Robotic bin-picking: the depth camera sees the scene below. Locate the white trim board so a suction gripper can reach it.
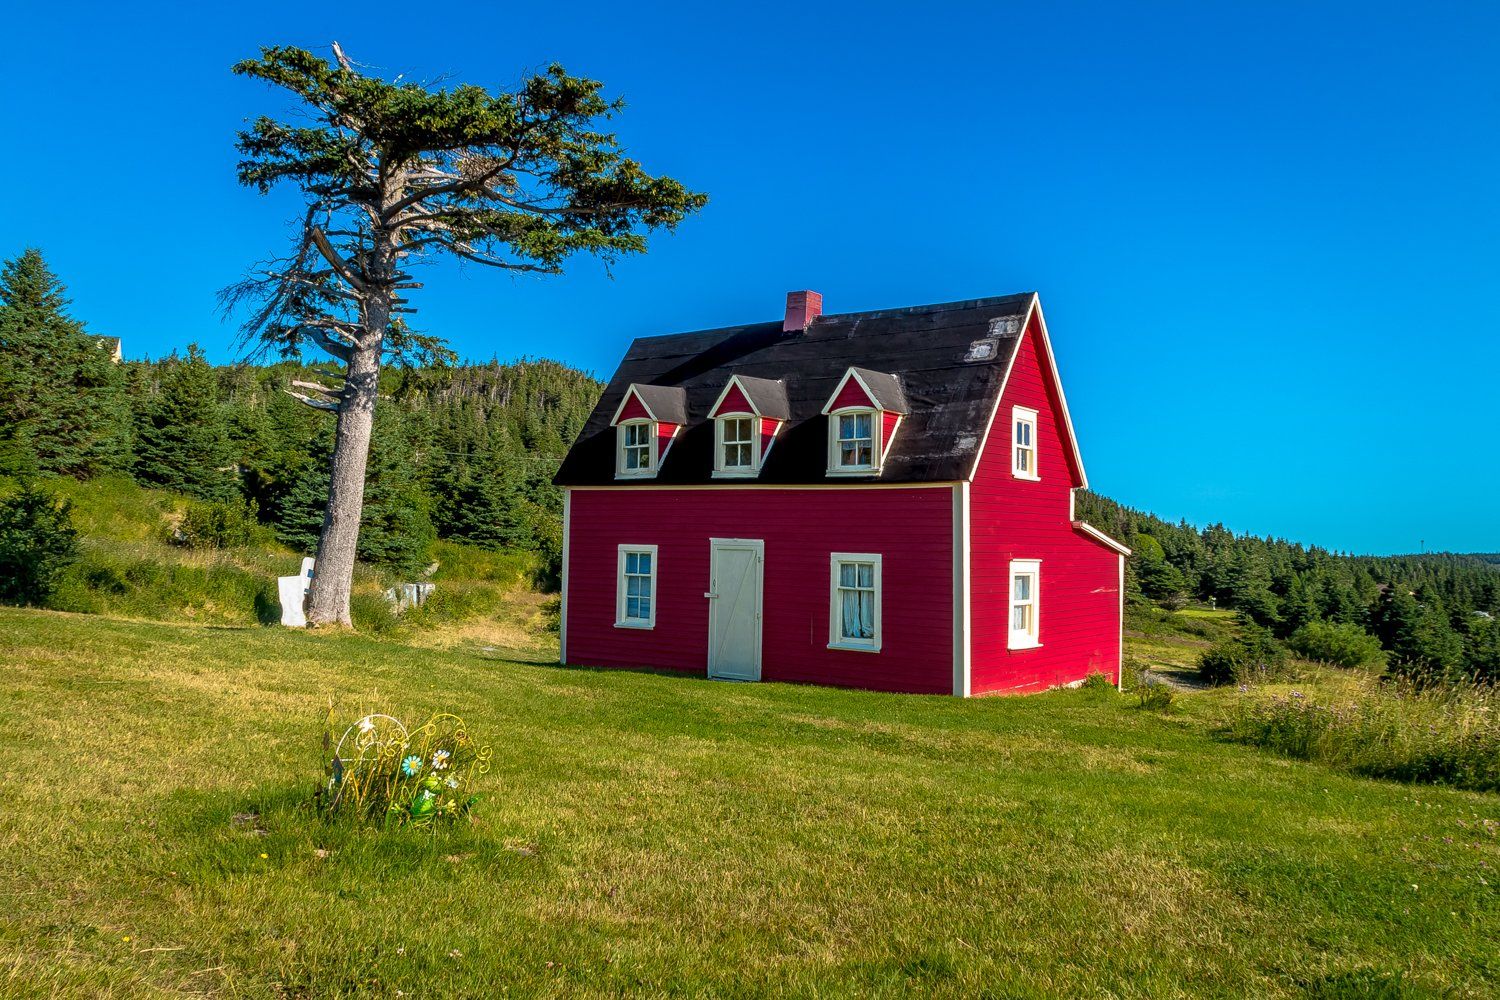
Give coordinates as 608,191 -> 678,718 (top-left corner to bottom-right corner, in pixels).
559,488 -> 571,664
952,482 -> 971,697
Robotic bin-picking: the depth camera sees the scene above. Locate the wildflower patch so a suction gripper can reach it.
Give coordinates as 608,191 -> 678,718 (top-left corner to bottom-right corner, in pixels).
317,709 -> 492,827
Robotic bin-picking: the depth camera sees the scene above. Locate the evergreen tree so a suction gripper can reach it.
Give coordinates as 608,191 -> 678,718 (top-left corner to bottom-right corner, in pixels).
0,249 -> 131,477
0,481 -> 79,606
132,345 -> 238,502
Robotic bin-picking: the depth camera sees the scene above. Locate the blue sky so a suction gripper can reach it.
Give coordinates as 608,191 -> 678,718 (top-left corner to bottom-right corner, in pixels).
3,2 -> 1497,555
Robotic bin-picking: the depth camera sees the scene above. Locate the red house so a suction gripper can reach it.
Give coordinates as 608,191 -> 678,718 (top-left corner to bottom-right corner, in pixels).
553,291 -> 1129,696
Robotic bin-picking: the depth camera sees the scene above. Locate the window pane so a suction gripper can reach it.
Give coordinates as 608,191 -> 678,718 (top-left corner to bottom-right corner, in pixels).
838,415 -> 857,441
627,596 -> 642,619
857,563 -> 874,588
638,597 -> 651,619
857,443 -> 873,465
839,563 -> 856,588
1012,605 -> 1026,630
625,553 -> 638,574
840,442 -> 858,465
1014,575 -> 1030,600
854,413 -> 871,438
840,589 -> 860,639
1016,422 -> 1024,444
638,553 -> 651,574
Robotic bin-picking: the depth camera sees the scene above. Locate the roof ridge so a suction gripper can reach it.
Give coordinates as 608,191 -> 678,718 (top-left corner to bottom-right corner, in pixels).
625,291 -> 1035,350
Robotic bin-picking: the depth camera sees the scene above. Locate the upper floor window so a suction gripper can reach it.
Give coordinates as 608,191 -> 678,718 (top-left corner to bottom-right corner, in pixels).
1012,406 -> 1038,480
830,409 -> 877,472
828,553 -> 882,652
617,420 -> 657,477
616,544 -> 658,628
1008,559 -> 1040,649
715,414 -> 758,475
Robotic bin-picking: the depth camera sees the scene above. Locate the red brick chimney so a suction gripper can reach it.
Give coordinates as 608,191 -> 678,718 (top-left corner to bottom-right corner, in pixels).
783,290 -> 823,333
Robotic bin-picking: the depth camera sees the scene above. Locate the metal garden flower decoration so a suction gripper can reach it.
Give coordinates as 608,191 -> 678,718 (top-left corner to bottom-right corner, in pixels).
318,707 -> 492,827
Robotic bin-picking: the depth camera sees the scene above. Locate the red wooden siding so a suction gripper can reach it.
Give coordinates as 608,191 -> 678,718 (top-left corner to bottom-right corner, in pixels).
616,393 -> 651,422
968,314 -> 1121,693
565,487 -> 955,694
760,417 -> 780,456
657,422 -> 678,456
712,384 -> 754,417
829,376 -> 875,411
882,411 -> 900,451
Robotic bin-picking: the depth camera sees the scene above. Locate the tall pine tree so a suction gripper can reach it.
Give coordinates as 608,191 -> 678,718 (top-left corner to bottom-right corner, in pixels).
0,249 -> 131,477
132,345 -> 238,502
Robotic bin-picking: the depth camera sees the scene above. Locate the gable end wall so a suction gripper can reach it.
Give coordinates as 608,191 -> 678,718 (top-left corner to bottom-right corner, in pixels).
967,314 -> 1122,694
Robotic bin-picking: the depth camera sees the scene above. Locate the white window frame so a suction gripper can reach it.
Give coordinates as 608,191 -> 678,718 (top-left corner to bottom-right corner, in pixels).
1008,559 -> 1041,650
616,419 -> 658,479
615,544 -> 658,629
1011,406 -> 1039,480
713,413 -> 760,477
827,407 -> 881,475
828,552 -> 882,652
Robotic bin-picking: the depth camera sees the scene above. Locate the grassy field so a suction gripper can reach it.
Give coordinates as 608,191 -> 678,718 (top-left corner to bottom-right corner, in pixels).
1,609 -> 1496,998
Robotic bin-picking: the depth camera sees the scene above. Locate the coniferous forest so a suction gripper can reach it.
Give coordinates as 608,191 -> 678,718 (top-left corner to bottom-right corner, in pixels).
3,247 -> 1498,682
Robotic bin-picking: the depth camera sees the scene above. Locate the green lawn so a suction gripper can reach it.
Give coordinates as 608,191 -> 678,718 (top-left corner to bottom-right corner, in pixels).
1,608 -> 1496,998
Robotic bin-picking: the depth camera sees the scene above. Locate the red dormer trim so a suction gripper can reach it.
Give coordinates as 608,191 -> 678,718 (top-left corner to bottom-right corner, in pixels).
614,391 -> 653,424
709,381 -> 756,419
825,372 -> 877,413
611,384 -> 660,425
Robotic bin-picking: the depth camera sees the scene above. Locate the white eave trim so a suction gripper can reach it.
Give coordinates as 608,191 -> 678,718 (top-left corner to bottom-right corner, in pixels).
1073,520 -> 1132,556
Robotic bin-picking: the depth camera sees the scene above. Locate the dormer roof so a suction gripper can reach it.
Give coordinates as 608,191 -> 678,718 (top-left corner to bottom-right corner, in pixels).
610,383 -> 689,426
557,291 -> 1080,487
821,367 -> 908,416
709,374 -> 792,421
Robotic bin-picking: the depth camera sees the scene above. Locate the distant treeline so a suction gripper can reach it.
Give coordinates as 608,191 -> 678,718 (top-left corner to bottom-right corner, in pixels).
1076,492 -> 1500,683
0,248 -> 601,580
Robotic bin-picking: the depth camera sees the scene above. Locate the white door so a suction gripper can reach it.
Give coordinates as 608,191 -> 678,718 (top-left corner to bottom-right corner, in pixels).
706,538 -> 764,681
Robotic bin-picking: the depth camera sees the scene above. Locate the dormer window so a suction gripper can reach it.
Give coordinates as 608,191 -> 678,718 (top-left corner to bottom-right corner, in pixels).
708,375 -> 790,479
833,410 -> 876,470
716,414 -> 758,474
821,367 -> 908,477
1012,406 -> 1039,480
610,384 -> 687,481
618,420 -> 657,476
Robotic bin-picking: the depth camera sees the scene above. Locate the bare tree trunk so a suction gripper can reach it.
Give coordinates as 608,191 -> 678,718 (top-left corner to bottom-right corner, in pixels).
305,326 -> 384,627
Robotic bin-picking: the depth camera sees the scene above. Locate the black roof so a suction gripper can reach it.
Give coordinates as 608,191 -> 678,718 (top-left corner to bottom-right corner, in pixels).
555,292 -> 1036,486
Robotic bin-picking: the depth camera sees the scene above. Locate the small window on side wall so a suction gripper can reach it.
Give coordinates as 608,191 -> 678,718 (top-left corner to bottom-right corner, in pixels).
1012,406 -> 1038,480
617,420 -> 657,478
1008,559 -> 1040,649
616,544 -> 658,628
828,553 -> 882,652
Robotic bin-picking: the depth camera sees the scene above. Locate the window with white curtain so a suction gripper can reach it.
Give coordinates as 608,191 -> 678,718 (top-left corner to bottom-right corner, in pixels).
830,409 -> 876,472
1008,559 -> 1040,649
828,553 -> 882,651
616,544 -> 658,628
1012,406 -> 1038,479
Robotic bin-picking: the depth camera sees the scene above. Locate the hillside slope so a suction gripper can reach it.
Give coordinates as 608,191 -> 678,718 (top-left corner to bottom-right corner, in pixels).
1,609 -> 1495,998
17,474 -> 556,658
